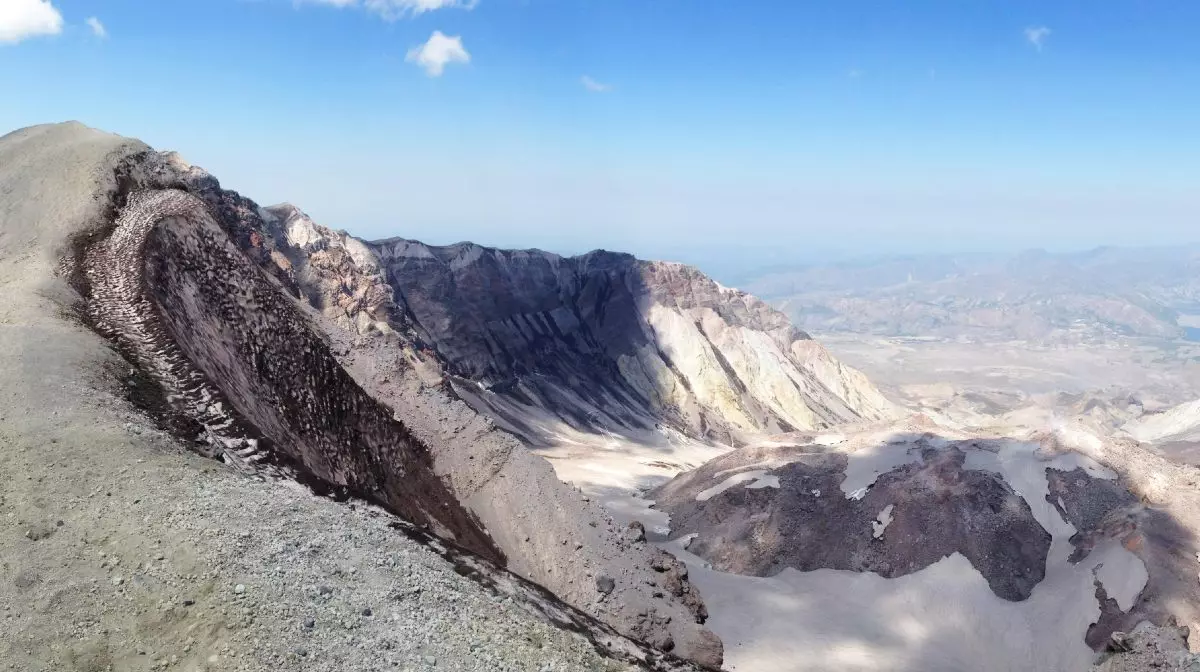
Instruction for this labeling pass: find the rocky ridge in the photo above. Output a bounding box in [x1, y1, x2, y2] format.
[0, 122, 724, 668]
[261, 206, 896, 447]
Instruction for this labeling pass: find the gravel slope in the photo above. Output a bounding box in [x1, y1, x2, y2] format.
[252, 202, 724, 663]
[0, 122, 709, 672]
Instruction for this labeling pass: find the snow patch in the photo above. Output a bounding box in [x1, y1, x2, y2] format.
[840, 443, 923, 498]
[746, 474, 780, 489]
[814, 433, 846, 446]
[696, 470, 778, 501]
[871, 504, 894, 539]
[1092, 541, 1149, 611]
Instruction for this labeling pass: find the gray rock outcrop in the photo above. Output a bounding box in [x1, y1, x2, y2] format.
[1093, 621, 1200, 671]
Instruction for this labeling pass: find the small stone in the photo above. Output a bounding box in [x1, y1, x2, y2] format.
[233, 584, 246, 595]
[1107, 631, 1133, 653]
[595, 575, 616, 595]
[303, 618, 315, 630]
[111, 577, 124, 586]
[362, 607, 373, 617]
[424, 655, 437, 666]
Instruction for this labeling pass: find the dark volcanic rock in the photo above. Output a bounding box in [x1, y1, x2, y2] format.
[1047, 467, 1140, 563]
[595, 575, 616, 594]
[1088, 578, 1129, 650]
[656, 445, 1053, 601]
[83, 188, 502, 563]
[651, 548, 708, 623]
[626, 520, 647, 544]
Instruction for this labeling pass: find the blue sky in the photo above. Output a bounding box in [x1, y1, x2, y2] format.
[3, 0, 1199, 274]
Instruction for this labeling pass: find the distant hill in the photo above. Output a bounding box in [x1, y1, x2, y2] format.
[742, 247, 1200, 343]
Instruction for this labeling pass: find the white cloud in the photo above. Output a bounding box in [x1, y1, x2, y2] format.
[1024, 25, 1051, 51]
[368, 0, 477, 19]
[302, 0, 477, 20]
[86, 16, 106, 39]
[581, 75, 612, 93]
[406, 31, 469, 77]
[0, 0, 63, 45]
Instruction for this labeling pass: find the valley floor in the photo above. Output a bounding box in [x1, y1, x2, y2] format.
[815, 334, 1200, 413]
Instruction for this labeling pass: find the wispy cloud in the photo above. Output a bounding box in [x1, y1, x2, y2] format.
[0, 0, 63, 45]
[581, 75, 612, 93]
[301, 0, 477, 20]
[406, 31, 470, 76]
[1024, 25, 1051, 51]
[86, 16, 106, 39]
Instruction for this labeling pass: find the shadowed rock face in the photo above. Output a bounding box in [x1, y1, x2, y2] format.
[253, 206, 896, 446]
[655, 444, 1052, 601]
[82, 187, 502, 562]
[364, 237, 897, 444]
[1047, 467, 1140, 565]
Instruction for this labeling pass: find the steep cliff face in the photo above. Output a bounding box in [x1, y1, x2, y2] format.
[242, 194, 898, 667]
[27, 126, 724, 667]
[72, 166, 501, 563]
[255, 206, 726, 665]
[360, 236, 897, 445]
[253, 206, 896, 446]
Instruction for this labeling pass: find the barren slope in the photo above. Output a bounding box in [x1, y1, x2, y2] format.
[0, 121, 718, 670]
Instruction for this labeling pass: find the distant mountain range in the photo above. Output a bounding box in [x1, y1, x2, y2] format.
[741, 247, 1200, 343]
